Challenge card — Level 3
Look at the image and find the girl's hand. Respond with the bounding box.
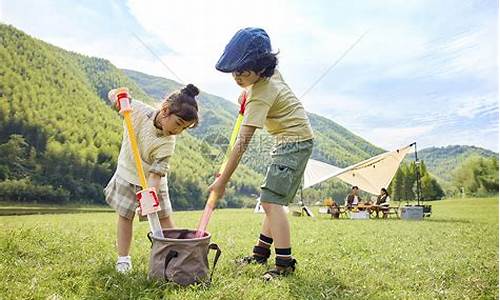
[108,88,119,104]
[208,177,226,199]
[108,87,129,109]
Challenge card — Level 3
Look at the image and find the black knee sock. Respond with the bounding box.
[253,234,273,260]
[257,234,273,249]
[275,248,293,268]
[248,234,271,261]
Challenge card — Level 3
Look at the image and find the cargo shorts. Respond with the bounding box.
[260,139,314,206]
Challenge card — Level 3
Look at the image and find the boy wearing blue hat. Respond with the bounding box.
[209,27,314,280]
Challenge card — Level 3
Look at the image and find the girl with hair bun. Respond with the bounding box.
[104,83,200,273]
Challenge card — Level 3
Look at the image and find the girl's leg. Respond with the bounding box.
[117,215,134,256]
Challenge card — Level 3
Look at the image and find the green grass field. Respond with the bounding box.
[0,198,498,299]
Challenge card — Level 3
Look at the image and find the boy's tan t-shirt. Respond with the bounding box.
[241,70,314,143]
[115,100,176,186]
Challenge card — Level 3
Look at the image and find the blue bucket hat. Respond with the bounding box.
[215,27,272,73]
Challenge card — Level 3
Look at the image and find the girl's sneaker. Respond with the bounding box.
[116,256,132,273]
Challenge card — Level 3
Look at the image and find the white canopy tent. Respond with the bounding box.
[303,144,414,195]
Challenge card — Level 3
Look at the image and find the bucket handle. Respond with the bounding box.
[208,243,222,281]
[147,232,153,248]
[163,250,178,280]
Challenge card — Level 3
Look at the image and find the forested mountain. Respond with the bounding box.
[5,23,452,208]
[122,69,386,201]
[388,160,445,201]
[0,24,261,209]
[411,145,498,193]
[123,69,385,169]
[417,145,497,182]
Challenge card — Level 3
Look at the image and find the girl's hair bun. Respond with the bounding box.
[181,84,199,97]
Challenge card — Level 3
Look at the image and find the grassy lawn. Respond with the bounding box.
[0,207,113,216]
[0,201,113,216]
[0,197,497,299]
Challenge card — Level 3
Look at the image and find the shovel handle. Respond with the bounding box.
[195,192,219,237]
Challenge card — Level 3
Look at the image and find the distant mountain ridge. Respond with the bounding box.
[0,24,260,208]
[416,145,497,183]
[122,69,385,169]
[4,23,492,205]
[0,24,384,207]
[399,145,497,194]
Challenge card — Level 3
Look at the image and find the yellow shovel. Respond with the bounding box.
[114,88,164,238]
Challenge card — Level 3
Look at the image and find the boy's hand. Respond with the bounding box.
[208,177,226,199]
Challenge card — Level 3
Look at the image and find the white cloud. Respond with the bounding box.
[426,24,498,82]
[126,0,302,100]
[454,96,498,119]
[364,125,435,150]
[124,0,440,106]
[1,0,497,151]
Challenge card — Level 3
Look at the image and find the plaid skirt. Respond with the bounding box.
[103,173,173,220]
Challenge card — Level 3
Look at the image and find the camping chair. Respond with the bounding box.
[323,198,342,219]
[382,202,400,219]
[336,197,352,218]
[337,205,348,218]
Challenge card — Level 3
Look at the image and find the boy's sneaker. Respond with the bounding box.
[263,258,297,281]
[116,256,132,273]
[236,246,270,265]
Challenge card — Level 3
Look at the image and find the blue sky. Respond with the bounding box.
[1,0,498,151]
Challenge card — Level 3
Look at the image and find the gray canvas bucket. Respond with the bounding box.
[147,229,221,286]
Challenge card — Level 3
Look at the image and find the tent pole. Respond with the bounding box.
[413,142,422,206]
[299,176,313,217]
[301,180,304,205]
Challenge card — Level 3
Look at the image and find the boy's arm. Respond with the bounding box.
[209,125,257,196]
[219,125,257,182]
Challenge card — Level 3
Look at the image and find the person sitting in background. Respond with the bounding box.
[375,188,391,218]
[324,197,340,218]
[345,186,362,209]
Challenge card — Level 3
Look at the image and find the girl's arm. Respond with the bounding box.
[148,156,170,192]
[209,125,257,196]
[148,173,162,192]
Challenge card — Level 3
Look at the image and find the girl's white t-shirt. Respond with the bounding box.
[115,100,176,186]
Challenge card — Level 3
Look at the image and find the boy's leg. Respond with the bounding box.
[261,202,290,248]
[261,215,273,238]
[238,215,274,265]
[253,216,274,262]
[261,202,297,280]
